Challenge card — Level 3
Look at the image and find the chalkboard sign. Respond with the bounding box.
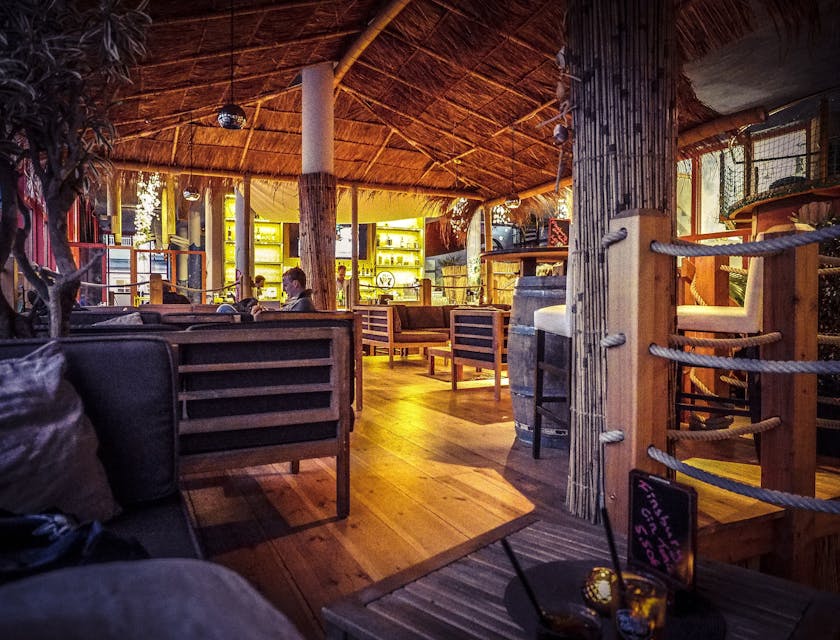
[628,469,697,590]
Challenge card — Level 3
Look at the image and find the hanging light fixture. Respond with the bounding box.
[217,0,246,129]
[504,126,521,210]
[183,124,201,201]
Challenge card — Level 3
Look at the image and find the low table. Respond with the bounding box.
[323,516,840,640]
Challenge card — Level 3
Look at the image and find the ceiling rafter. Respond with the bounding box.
[150,1,329,26]
[341,85,555,178]
[137,29,359,70]
[385,30,542,106]
[428,0,558,63]
[238,102,264,171]
[361,130,394,180]
[343,88,492,193]
[333,0,414,86]
[169,126,181,165]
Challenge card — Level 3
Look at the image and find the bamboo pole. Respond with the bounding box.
[566,0,677,525]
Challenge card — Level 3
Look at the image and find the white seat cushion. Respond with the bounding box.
[534,304,571,337]
[676,304,759,334]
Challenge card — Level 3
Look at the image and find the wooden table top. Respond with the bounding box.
[323,516,840,640]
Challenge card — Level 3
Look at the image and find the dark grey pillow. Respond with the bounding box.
[93,312,144,326]
[0,341,120,522]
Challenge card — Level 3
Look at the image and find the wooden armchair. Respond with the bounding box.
[450,308,510,400]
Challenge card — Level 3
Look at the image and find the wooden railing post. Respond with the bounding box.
[604,210,674,533]
[149,272,163,304]
[760,233,818,584]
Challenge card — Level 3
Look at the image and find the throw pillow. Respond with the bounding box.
[0,341,120,522]
[92,312,144,326]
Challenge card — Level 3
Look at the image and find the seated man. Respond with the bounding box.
[253,267,315,314]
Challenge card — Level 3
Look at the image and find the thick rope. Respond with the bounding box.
[818,334,840,346]
[819,396,840,406]
[669,332,782,349]
[650,344,840,374]
[599,430,625,444]
[79,279,151,288]
[820,267,840,276]
[651,224,840,257]
[720,265,748,275]
[688,368,714,396]
[818,418,840,430]
[601,227,627,248]
[688,276,707,306]
[668,417,780,441]
[647,446,840,514]
[720,374,748,389]
[821,255,840,266]
[688,413,734,430]
[600,333,626,348]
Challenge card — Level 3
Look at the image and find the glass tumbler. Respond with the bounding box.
[610,571,667,640]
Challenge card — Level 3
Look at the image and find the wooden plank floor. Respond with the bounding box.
[182,354,571,639]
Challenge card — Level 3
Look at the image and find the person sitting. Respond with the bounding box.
[162,282,190,304]
[265,267,316,313]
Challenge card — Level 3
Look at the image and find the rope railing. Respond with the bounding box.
[647,445,840,514]
[79,279,150,288]
[821,255,840,266]
[720,374,747,389]
[669,332,782,349]
[818,418,840,430]
[651,224,840,257]
[818,334,840,346]
[819,396,840,406]
[720,265,748,275]
[667,416,781,441]
[650,343,840,374]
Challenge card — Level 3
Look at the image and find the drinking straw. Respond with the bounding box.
[500,537,552,628]
[601,505,627,595]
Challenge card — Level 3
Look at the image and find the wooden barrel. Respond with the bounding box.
[509,276,571,449]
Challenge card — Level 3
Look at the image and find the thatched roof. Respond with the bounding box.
[110,0,838,210]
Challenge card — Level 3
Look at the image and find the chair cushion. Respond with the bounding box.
[676,304,758,334]
[396,329,449,343]
[534,305,571,337]
[0,342,120,522]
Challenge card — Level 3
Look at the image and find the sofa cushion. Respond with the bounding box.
[404,305,445,329]
[0,559,304,640]
[391,304,408,333]
[0,341,120,522]
[396,329,450,343]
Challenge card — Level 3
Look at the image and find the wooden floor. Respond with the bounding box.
[182,352,840,638]
[182,354,572,639]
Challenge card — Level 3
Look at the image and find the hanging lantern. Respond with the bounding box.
[218,0,246,130]
[504,193,521,210]
[183,187,201,202]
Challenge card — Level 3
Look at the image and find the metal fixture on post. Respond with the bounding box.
[505,126,521,210]
[217,0,246,129]
[183,123,201,201]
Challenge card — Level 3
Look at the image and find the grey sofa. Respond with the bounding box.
[0,335,304,639]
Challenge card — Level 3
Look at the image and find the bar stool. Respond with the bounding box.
[531,298,572,459]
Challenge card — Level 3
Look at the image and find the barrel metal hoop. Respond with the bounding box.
[510,324,536,336]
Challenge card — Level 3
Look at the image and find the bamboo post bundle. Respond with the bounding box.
[299,171,337,310]
[566,0,677,523]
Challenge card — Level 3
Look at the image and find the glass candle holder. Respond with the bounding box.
[536,602,602,640]
[581,566,615,615]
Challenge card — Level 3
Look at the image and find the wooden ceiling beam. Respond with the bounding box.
[170,126,181,165]
[361,130,394,180]
[150,1,328,27]
[112,160,479,199]
[334,0,413,86]
[137,29,358,69]
[238,102,264,171]
[428,0,557,64]
[386,31,541,106]
[341,85,553,178]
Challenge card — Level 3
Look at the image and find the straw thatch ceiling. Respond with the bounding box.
[110,0,838,210]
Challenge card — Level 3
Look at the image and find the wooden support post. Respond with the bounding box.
[204,188,225,301]
[604,211,674,534]
[149,273,163,304]
[760,234,818,585]
[420,278,431,305]
[483,207,493,304]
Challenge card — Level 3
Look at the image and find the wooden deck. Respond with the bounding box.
[182,354,840,639]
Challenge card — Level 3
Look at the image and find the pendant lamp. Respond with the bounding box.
[218,0,246,129]
[183,124,201,201]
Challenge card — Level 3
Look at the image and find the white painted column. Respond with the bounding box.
[301,61,335,174]
[234,177,253,299]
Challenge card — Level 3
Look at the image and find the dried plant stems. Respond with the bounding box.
[566,0,677,521]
